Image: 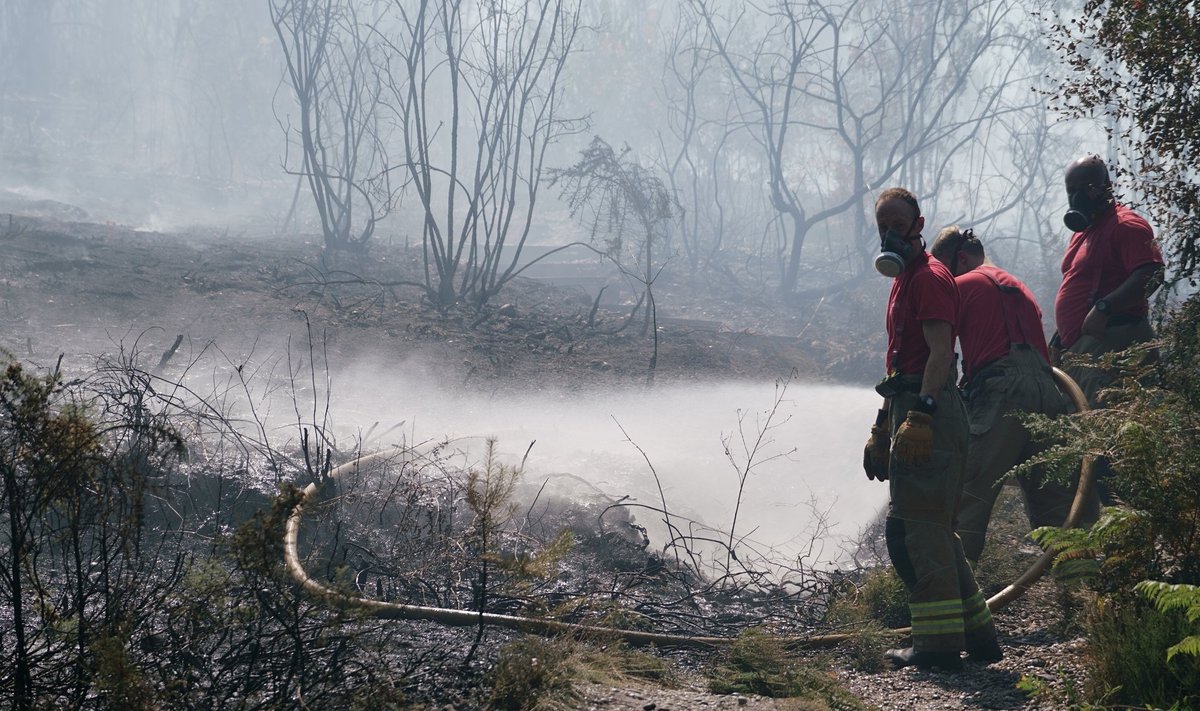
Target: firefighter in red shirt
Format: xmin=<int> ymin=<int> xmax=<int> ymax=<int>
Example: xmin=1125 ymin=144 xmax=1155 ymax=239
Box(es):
xmin=930 ymin=226 xmax=1099 ymax=565
xmin=1052 ymin=155 xmax=1165 ymax=503
xmin=863 ymin=188 xmax=1000 ymax=671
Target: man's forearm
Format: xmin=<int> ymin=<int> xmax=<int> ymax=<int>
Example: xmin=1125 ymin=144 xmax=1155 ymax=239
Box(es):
xmin=920 ymin=349 xmax=953 ymax=400
xmin=1104 ymin=264 xmax=1163 ymax=311
xmin=919 ymin=319 xmax=955 ymax=401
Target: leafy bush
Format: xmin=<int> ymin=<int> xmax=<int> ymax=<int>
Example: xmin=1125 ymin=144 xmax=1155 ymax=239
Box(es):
xmin=489 ymin=636 xmax=578 ymax=711
xmin=821 ymin=567 xmax=909 ymax=672
xmin=1083 ymin=596 xmax=1200 ymax=707
xmin=0 ymin=356 xmax=183 ymax=709
xmin=1017 ymin=294 xmax=1200 ymax=707
xmin=824 ymin=567 xmax=909 ymax=630
xmin=0 ymin=352 xmax=432 ymax=709
xmin=1137 ymin=581 xmax=1200 ymax=662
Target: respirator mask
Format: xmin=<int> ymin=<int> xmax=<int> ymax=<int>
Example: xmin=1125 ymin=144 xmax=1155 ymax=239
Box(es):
xmin=1063 ymin=186 xmax=1106 ymax=232
xmin=874 ymin=218 xmax=920 ymax=278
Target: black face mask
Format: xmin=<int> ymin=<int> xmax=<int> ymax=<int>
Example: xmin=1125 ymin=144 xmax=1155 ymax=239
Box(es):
xmin=1064 ymin=187 xmax=1105 ymax=232
xmin=874 ymin=217 xmax=920 ymax=278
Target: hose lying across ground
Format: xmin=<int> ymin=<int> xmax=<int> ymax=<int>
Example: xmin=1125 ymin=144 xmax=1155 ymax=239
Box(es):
xmin=284 ymin=368 xmax=1095 ymax=649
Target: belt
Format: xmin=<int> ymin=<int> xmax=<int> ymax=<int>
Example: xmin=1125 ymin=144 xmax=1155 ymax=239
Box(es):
xmin=875 ymin=372 xmax=957 ymax=398
xmin=875 ymin=373 xmax=922 ymax=398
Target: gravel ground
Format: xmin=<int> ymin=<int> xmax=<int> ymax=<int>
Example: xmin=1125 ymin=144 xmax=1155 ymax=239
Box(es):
xmin=835 ymin=577 xmax=1091 ymax=710
xmin=563 ymin=575 xmax=1091 ymax=711
xmin=574 ymin=681 xmax=808 ymax=710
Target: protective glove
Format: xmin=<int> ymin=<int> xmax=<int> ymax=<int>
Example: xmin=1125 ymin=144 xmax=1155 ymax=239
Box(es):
xmin=892 ymin=410 xmax=934 ymax=466
xmin=863 ymin=409 xmax=891 ymax=481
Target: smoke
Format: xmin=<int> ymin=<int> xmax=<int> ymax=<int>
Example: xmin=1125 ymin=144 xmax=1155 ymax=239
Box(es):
xmin=328 ymin=355 xmax=887 ymax=567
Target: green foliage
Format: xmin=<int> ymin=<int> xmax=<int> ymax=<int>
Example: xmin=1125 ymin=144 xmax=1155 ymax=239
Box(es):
xmin=1019 ymin=305 xmax=1200 ymax=585
xmin=821 ymin=567 xmax=909 ymax=672
xmin=90 ymin=630 xmax=154 ymax=711
xmin=707 ymin=628 xmax=869 ymax=709
xmin=1029 ymin=508 xmax=1130 ymax=586
xmin=566 ymin=641 xmax=676 ymax=686
xmin=0 ymin=351 xmax=428 ymax=707
xmin=231 ymin=482 xmax=307 ymax=578
xmin=1137 ymin=581 xmax=1200 ymax=662
xmin=1016 ymin=672 xmax=1048 ymax=700
xmin=1084 ymin=597 xmax=1200 ymax=707
xmin=1017 ymin=297 xmax=1200 ymax=707
xmin=464 ymin=439 xmax=578 ymax=603
xmin=0 ymin=355 xmax=186 ymax=709
xmin=825 ymin=567 xmax=909 ymax=630
xmin=464 ymin=438 xmax=522 ymax=632
xmin=466 ymin=439 xmax=521 ymax=534
xmin=821 ymin=567 xmax=907 ymax=671
xmin=488 ymin=637 xmax=580 ymax=711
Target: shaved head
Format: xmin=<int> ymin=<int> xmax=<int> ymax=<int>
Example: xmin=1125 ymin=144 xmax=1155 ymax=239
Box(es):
xmin=1065 ymin=154 xmax=1110 ymax=187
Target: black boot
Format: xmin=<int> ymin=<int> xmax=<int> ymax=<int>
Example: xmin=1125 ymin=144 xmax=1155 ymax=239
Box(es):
xmin=965 ymin=638 xmax=1003 ymax=664
xmin=885 ymin=646 xmax=963 ymax=671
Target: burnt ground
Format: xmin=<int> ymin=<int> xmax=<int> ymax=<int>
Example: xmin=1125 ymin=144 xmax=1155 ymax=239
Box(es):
xmin=0 ymin=204 xmax=890 ymax=392
xmin=0 ymin=202 xmax=1094 ymax=709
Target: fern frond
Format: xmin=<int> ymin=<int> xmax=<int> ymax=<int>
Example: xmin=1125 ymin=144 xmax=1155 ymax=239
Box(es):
xmin=1135 ymin=581 xmax=1200 ymax=662
xmin=1166 ymin=634 xmax=1200 ymax=662
xmin=1135 ymin=581 xmax=1200 ymax=617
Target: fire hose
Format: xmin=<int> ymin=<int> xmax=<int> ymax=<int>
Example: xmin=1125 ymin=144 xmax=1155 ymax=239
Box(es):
xmin=284 ymin=367 xmax=1095 ymax=649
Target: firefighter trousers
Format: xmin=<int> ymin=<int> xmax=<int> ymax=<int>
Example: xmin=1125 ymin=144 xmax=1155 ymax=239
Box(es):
xmin=956 ymin=346 xmax=1100 ymax=564
xmin=886 ymin=380 xmax=996 ymax=653
xmin=1065 ymin=317 xmax=1157 ymax=506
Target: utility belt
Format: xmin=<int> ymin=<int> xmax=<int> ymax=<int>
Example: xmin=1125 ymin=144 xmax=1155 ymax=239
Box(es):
xmin=875 ymin=372 xmax=955 ymax=399
xmin=874 ymin=372 xmax=920 ymax=398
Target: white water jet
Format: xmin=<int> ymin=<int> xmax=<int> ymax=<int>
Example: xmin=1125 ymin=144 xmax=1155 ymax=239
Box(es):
xmin=330 ymin=362 xmax=887 ymax=568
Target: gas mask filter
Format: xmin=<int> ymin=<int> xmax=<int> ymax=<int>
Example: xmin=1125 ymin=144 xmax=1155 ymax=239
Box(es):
xmin=874 ymin=227 xmax=914 ymax=278
xmin=1063 ymin=187 xmax=1103 ymax=232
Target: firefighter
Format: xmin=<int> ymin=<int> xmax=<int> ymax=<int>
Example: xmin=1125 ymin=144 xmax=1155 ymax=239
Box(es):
xmin=864 ymin=188 xmax=1001 ymax=671
xmin=1052 ymin=155 xmax=1165 ymax=504
xmin=929 ymin=226 xmax=1099 ymax=565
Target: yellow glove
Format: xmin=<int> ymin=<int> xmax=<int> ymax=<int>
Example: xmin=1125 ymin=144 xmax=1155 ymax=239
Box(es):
xmin=892 ymin=410 xmax=934 ymax=466
xmin=863 ymin=414 xmax=891 ymax=481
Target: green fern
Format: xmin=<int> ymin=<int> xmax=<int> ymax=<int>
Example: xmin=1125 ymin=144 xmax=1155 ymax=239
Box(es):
xmin=1135 ymin=581 xmax=1200 ymax=662
xmin=1030 ymin=507 xmax=1148 ymax=581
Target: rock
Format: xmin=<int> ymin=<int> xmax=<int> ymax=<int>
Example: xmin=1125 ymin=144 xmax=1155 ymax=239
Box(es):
xmin=498 ymin=303 xmax=517 ymax=318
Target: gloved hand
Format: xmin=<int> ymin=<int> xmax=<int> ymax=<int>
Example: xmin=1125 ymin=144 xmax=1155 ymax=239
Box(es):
xmin=892 ymin=410 xmax=934 ymax=466
xmin=863 ymin=410 xmax=890 ymax=481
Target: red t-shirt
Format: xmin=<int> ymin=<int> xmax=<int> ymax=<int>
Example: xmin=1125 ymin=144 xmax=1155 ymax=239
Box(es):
xmin=886 ymin=250 xmax=958 ymax=376
xmin=956 ymin=265 xmax=1050 ymax=380
xmin=1054 ymin=204 xmax=1163 ymax=348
